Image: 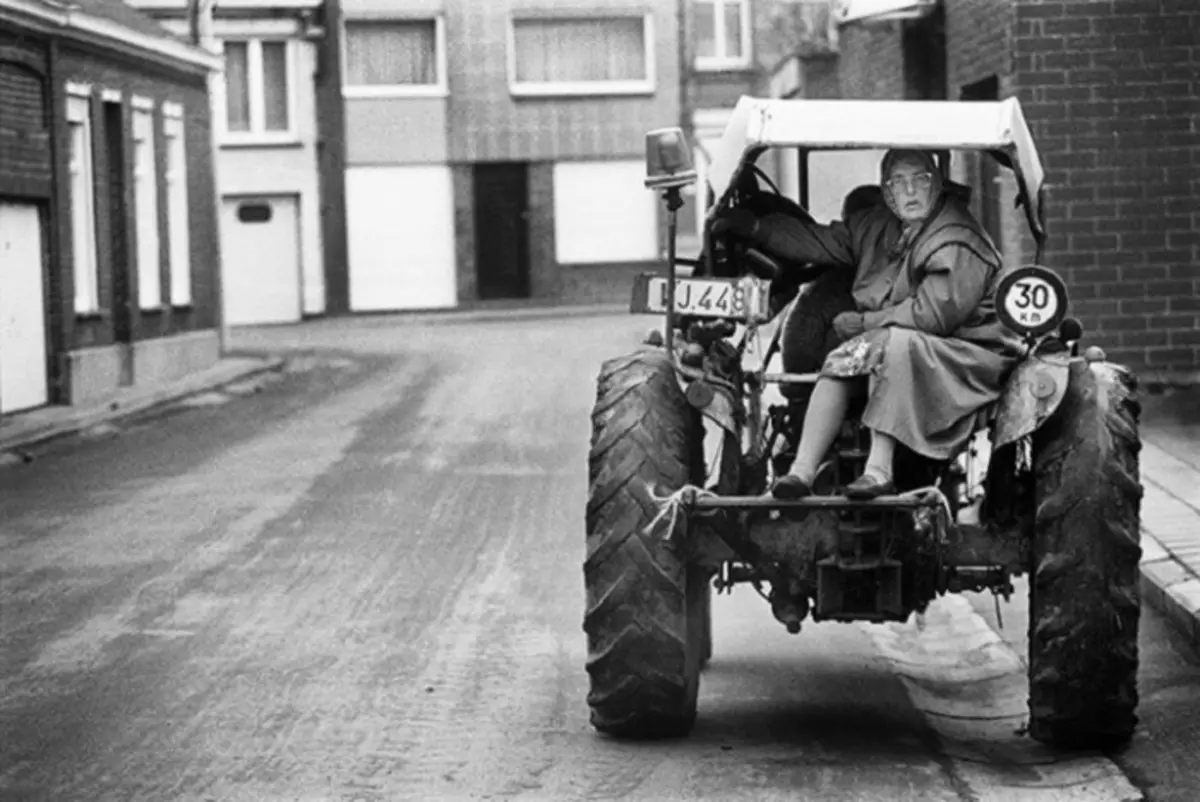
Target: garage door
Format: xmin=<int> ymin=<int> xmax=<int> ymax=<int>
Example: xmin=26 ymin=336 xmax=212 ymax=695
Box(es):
xmin=553 ymin=160 xmax=659 ymax=264
xmin=0 ymin=203 xmax=49 ymax=413
xmin=221 ymin=195 xmax=302 ymax=326
xmin=346 ymin=165 xmax=457 ymax=312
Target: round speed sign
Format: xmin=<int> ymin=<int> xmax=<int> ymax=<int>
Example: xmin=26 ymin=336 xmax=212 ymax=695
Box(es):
xmin=994 ymin=266 xmax=1069 ymax=338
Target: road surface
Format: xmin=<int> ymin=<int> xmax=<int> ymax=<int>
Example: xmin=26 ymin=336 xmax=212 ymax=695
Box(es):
xmin=1 ymin=313 xmax=1197 ymax=801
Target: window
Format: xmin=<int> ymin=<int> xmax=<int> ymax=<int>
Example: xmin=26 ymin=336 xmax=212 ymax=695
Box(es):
xmin=163 ymin=106 xmax=192 ymax=306
xmin=132 ymin=103 xmax=161 ymax=310
xmin=694 ymin=0 xmax=751 ymax=70
xmin=66 ymin=89 xmax=100 ymax=315
xmin=221 ymin=38 xmax=293 ymax=140
xmin=342 ymin=18 xmax=447 ymax=97
xmin=509 ymin=15 xmax=655 ymax=96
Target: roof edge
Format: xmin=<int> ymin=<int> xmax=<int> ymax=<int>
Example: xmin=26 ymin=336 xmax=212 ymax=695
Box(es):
xmin=0 ymin=0 xmax=222 ymax=73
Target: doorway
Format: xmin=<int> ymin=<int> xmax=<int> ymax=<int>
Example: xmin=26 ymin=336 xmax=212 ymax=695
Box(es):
xmin=222 ymin=195 xmax=302 ymax=325
xmin=473 ymin=163 xmax=530 ymax=300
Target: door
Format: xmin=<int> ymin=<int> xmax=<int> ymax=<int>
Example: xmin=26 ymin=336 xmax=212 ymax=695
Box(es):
xmin=221 ymin=196 xmax=302 ymax=326
xmin=0 ymin=203 xmax=49 ymax=413
xmin=961 ymin=76 xmax=1003 ymax=252
xmin=346 ymin=166 xmax=457 ymax=311
xmin=474 ymin=164 xmax=530 ymax=300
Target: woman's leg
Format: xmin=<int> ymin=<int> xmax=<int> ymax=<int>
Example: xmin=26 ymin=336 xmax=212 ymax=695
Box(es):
xmin=844 ymin=429 xmax=898 ymax=499
xmin=863 ymin=430 xmax=896 ymax=482
xmin=771 ymin=377 xmax=853 ymax=498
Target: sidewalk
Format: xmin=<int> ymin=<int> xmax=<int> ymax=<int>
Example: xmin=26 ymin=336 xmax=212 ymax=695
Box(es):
xmin=0 ymin=354 xmax=284 ymax=455
xmin=1137 ymin=388 xmax=1200 ymax=651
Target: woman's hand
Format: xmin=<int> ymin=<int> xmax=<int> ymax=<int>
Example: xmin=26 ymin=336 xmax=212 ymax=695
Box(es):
xmin=832 ymin=311 xmax=866 ymax=341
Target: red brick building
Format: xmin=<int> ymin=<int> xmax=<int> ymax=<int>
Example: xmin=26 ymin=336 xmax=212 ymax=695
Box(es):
xmin=0 ymin=0 xmax=223 ymax=416
xmin=824 ymin=0 xmax=1200 ymax=379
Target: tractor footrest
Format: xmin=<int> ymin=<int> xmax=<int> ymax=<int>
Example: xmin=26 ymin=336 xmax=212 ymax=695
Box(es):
xmin=693 ymin=494 xmax=932 ymax=511
xmin=816 ymin=557 xmax=904 ymax=619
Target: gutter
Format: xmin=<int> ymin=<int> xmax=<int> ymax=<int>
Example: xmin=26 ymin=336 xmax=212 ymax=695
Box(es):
xmin=0 ymin=0 xmax=222 ymax=73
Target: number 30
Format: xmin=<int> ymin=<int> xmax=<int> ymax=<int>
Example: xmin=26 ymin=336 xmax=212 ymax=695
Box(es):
xmin=1013 ymin=280 xmax=1051 ymax=310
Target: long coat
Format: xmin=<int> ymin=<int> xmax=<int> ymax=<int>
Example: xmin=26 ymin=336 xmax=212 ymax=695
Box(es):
xmin=752 ymin=196 xmax=1025 ymax=460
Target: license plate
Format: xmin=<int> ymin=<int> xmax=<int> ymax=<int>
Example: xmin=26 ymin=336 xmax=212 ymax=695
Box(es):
xmin=629 ymin=274 xmax=770 ymax=322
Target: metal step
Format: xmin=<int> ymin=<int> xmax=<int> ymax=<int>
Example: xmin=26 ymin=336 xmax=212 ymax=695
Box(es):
xmin=694 ymin=494 xmax=930 ymax=511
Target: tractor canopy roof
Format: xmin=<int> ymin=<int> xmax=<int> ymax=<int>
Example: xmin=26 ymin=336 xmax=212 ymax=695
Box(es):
xmin=707 ymin=95 xmax=1047 ymax=244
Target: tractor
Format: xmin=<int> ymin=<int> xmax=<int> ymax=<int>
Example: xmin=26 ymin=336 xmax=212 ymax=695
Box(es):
xmin=583 ymin=96 xmax=1143 ymax=751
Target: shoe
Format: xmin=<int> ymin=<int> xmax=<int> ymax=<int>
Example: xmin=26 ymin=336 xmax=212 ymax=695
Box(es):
xmin=844 ymin=473 xmax=895 ymax=500
xmin=771 ymin=474 xmax=812 ymax=500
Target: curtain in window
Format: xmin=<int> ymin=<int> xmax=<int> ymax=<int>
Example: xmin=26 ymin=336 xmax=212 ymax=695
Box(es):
xmin=261 ymin=41 xmax=289 ymax=131
xmin=513 ymin=18 xmax=646 ymax=83
xmin=345 ymin=21 xmax=437 ymax=85
xmin=224 ymin=41 xmax=250 ymax=131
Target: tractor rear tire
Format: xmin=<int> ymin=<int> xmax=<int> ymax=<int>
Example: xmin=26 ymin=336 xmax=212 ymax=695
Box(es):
xmin=1027 ymin=360 xmax=1143 ymax=750
xmin=584 ymin=348 xmax=706 ymax=738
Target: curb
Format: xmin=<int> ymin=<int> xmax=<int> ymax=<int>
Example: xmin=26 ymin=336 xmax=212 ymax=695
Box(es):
xmin=1139 ymin=527 xmax=1200 ymax=652
xmin=1136 ymin=438 xmax=1200 ymax=652
xmin=259 ymin=303 xmax=630 ymax=332
xmin=0 ymin=356 xmax=286 ymax=455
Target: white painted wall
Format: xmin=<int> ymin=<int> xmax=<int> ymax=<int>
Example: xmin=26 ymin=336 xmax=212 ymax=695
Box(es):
xmin=156 ymin=15 xmax=326 ymax=317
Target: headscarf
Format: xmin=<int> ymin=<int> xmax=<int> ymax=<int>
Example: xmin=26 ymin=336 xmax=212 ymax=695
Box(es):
xmin=880 ymin=148 xmax=944 ymax=224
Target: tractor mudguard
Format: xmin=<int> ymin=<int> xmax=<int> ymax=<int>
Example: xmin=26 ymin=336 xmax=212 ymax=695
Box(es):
xmin=991 ymin=352 xmax=1072 ymax=450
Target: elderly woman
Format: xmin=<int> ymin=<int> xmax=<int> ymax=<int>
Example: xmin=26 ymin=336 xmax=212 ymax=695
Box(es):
xmin=715 ymin=149 xmax=1024 ymax=499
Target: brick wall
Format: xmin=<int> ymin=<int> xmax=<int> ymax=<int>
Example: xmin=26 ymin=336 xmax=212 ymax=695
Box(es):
xmin=945 ymin=0 xmax=1012 ymax=90
xmin=450 ymin=165 xmax=478 ymax=304
xmin=0 ymin=35 xmax=52 ymax=198
xmin=1013 ymin=0 xmax=1200 ymax=375
xmin=837 ymin=22 xmax=905 ymax=99
xmin=801 ymin=54 xmax=841 ymax=98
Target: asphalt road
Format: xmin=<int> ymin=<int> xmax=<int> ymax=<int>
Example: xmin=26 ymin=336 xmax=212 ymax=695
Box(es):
xmin=1 ymin=312 xmax=1197 ymax=801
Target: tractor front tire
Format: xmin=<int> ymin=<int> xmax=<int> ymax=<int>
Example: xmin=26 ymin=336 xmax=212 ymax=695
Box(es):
xmin=584 ymin=348 xmax=705 ymax=738
xmin=1027 ymin=359 xmax=1143 ymax=750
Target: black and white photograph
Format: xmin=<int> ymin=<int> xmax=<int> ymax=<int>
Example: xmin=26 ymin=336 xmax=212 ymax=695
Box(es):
xmin=1 ymin=0 xmax=1198 ymax=799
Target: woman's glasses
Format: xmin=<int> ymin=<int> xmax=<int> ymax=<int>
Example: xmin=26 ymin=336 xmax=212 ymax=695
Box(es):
xmin=885 ymin=172 xmax=934 ymax=194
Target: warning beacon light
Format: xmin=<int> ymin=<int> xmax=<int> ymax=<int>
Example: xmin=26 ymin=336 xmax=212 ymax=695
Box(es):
xmin=644 ymin=127 xmax=697 ymax=191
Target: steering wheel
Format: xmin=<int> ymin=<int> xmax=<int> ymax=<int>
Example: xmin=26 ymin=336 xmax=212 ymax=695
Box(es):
xmin=707 ymin=164 xmax=815 ymax=283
